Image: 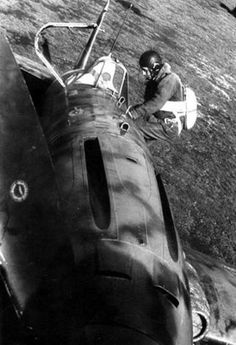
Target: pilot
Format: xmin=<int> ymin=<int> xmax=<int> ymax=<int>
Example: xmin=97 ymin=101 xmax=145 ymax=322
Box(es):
xmin=131 ymin=50 xmax=185 ymax=142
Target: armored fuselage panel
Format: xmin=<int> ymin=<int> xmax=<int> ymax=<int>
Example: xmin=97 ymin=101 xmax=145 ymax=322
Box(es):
xmin=0 ymin=31 xmax=192 ymax=344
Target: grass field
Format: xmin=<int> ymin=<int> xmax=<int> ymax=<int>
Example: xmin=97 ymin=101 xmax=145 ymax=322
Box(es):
xmin=0 ymin=0 xmax=235 ymax=265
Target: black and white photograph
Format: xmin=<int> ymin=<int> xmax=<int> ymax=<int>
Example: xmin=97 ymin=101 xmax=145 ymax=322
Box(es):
xmin=0 ymin=0 xmax=235 ymax=344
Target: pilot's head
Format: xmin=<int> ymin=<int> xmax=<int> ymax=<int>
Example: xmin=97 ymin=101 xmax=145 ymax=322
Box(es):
xmin=139 ymin=50 xmax=163 ymax=80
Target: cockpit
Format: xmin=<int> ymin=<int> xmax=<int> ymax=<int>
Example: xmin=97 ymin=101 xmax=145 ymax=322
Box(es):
xmin=66 ymin=55 xmax=129 ymax=107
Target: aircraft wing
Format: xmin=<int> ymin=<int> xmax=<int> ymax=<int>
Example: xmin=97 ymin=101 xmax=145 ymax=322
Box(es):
xmin=186 ymin=248 xmax=236 ymax=345
xmin=0 ymin=30 xmax=59 ymax=306
xmin=0 ymin=29 xmax=56 ymax=206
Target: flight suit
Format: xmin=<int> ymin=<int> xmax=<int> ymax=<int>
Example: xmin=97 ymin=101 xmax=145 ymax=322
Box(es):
xmin=134 ymin=63 xmax=183 ymax=142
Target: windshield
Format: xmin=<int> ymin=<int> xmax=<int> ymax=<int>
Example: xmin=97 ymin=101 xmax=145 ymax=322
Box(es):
xmin=71 ymin=55 xmax=129 ymax=106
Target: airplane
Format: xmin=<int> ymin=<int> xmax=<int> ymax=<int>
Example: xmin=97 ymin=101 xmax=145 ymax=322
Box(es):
xmin=0 ymin=0 xmax=235 ymax=344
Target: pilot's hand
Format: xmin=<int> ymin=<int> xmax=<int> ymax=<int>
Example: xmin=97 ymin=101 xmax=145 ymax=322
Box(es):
xmin=126 ymin=106 xmax=141 ymax=120
xmin=131 ymin=109 xmax=143 ymax=120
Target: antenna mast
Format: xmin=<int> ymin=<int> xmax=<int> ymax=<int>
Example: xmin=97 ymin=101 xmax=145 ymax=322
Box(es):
xmin=109 ymin=3 xmax=133 ymax=55
xmin=75 ymin=0 xmax=110 ymax=69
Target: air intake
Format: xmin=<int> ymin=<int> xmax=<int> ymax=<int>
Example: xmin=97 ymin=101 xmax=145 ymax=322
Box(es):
xmin=84 ymin=138 xmax=111 ymax=229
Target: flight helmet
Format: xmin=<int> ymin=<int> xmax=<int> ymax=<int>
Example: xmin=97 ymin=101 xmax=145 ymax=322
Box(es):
xmin=139 ymin=50 xmax=162 ymax=72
